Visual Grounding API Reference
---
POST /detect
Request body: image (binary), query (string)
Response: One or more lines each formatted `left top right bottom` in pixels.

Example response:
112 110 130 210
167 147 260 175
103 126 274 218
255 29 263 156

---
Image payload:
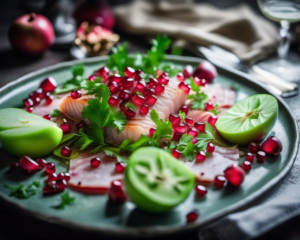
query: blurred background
0 0 300 240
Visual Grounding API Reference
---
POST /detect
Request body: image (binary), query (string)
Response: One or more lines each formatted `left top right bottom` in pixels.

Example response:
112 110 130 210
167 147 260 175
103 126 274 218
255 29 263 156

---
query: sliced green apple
215 94 278 145
0 108 63 158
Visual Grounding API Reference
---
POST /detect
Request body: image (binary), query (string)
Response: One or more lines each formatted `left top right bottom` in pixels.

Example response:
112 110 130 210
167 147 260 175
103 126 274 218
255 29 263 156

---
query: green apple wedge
0 108 63 158
215 94 278 145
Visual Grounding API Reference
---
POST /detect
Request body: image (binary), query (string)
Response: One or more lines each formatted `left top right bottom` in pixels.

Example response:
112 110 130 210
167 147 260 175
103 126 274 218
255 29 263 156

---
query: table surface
1 1 300 240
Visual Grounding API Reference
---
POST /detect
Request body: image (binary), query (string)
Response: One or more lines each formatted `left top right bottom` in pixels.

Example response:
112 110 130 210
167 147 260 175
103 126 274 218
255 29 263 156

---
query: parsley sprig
4 181 40 199
53 192 75 209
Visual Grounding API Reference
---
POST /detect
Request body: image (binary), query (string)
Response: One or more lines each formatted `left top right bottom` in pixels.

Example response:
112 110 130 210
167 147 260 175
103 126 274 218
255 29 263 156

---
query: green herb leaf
50 109 61 117
4 181 40 199
181 142 195 161
104 150 128 163
171 46 183 56
188 92 209 110
125 102 135 111
53 192 75 209
150 109 173 140
209 103 222 116
72 63 84 77
195 123 215 151
178 110 185 121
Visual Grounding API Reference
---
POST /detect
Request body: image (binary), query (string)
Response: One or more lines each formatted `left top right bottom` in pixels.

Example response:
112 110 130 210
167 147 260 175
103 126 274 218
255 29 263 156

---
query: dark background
0 1 300 239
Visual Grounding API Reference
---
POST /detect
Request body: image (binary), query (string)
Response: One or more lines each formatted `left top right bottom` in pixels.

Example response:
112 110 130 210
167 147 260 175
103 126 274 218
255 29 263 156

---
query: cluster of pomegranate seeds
70 90 82 99
169 114 181 127
214 175 227 188
43 114 51 120
58 172 71 181
186 210 199 223
108 180 128 204
19 156 39 173
47 173 58 182
90 157 101 168
36 158 47 170
178 82 191 94
44 170 71 195
206 143 215 153
242 161 252 171
115 162 126 173
194 122 205 132
195 185 207 196
60 122 71 134
196 151 206 162
224 164 245 187
61 146 72 157
183 65 193 78
75 120 85 129
171 149 181 159
45 162 56 174
45 94 53 105
23 98 34 108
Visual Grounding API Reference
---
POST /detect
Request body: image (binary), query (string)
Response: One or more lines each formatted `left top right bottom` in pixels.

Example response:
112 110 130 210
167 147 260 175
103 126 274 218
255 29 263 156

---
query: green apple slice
0 108 63 158
215 94 278 145
124 147 195 213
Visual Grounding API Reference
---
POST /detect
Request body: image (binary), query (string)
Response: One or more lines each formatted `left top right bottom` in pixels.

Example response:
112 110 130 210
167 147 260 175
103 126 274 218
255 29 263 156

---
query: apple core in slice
124 147 195 213
0 108 63 158
215 94 278 145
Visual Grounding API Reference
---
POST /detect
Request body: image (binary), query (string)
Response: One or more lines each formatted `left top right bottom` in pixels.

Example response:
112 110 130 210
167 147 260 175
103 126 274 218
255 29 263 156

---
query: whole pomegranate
8 13 55 56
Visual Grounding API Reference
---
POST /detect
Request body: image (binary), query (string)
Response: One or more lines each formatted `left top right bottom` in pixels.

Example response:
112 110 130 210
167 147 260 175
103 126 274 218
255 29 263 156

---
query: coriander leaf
55 84 80 94
161 63 182 77
127 135 157 152
178 110 185 121
104 150 128 163
50 109 60 117
171 46 183 56
106 109 127 134
209 104 221 116
195 123 215 151
181 142 195 161
4 181 40 199
60 133 79 144
72 63 84 77
189 77 201 92
188 92 209 110
53 192 75 209
150 109 160 125
153 120 173 140
125 102 135 110
176 134 193 153
74 135 94 151
119 139 132 152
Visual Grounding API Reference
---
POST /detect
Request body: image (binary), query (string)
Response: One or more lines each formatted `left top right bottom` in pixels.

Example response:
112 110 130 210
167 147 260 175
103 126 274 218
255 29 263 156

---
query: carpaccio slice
68 151 123 194
203 83 235 107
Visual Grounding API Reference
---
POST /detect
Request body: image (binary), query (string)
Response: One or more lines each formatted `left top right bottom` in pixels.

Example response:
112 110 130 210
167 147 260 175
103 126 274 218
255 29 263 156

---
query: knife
196 45 298 97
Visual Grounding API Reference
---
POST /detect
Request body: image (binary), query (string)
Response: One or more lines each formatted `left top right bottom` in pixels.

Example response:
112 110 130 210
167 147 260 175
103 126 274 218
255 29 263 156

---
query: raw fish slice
68 151 123 194
187 109 214 123
203 84 235 107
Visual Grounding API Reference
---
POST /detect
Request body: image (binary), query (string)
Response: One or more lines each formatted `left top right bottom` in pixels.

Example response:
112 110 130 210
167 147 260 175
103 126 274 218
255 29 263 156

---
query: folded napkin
113 0 278 64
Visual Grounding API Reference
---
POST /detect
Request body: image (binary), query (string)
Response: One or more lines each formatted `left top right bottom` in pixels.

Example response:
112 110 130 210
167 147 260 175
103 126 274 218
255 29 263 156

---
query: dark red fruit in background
186 210 199 223
9 162 19 171
108 180 128 204
36 158 47 170
214 175 227 188
193 61 217 83
88 75 97 81
195 185 207 196
19 156 39 173
261 136 282 156
224 164 245 187
40 76 57 92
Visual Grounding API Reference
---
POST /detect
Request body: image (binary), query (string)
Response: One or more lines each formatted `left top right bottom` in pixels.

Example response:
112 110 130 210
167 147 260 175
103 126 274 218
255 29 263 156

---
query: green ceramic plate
0 56 298 237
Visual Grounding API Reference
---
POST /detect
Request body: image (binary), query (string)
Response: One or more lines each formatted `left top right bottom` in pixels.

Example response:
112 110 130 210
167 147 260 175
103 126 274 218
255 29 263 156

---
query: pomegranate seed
224 164 245 187
180 106 189 115
71 90 82 99
155 84 165 94
124 67 135 78
261 136 283 156
192 138 198 144
207 143 215 153
188 128 198 138
45 162 56 174
29 90 39 99
183 65 193 78
60 122 71 134
248 142 260 153
208 116 218 126
169 114 181 127
132 94 145 106
171 149 181 159
109 73 124 83
173 132 183 141
143 88 156 98
123 78 134 89
23 98 33 107
146 94 157 105
36 158 47 170
30 88 45 99
109 81 119 94
149 128 156 136
58 172 71 181
185 118 194 127
177 72 185 82
133 70 143 81
31 97 41 106
124 108 136 119
195 185 207 196
196 151 206 162
9 162 19 171
146 82 154 88
61 146 72 157
115 162 125 173
46 173 58 182
200 79 207 87
193 77 202 86
214 175 227 188
108 180 128 204
43 114 51 120
245 153 255 163
40 76 57 92
56 179 67 190
97 66 109 79
119 90 131 102
45 95 53 105
136 81 146 91
26 107 33 113
43 181 60 195
242 161 252 171
19 156 39 173
90 157 101 168
150 77 158 86
88 75 97 81
256 151 266 163
108 96 120 106
175 123 187 134
186 210 199 223
194 122 205 132
185 122 191 132
205 102 214 111
178 82 191 94
75 120 85 129
158 75 169 85
119 101 127 112
139 104 149 115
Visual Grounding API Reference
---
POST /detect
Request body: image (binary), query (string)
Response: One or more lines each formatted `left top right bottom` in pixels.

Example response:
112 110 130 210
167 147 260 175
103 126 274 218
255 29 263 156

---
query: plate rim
0 55 299 237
